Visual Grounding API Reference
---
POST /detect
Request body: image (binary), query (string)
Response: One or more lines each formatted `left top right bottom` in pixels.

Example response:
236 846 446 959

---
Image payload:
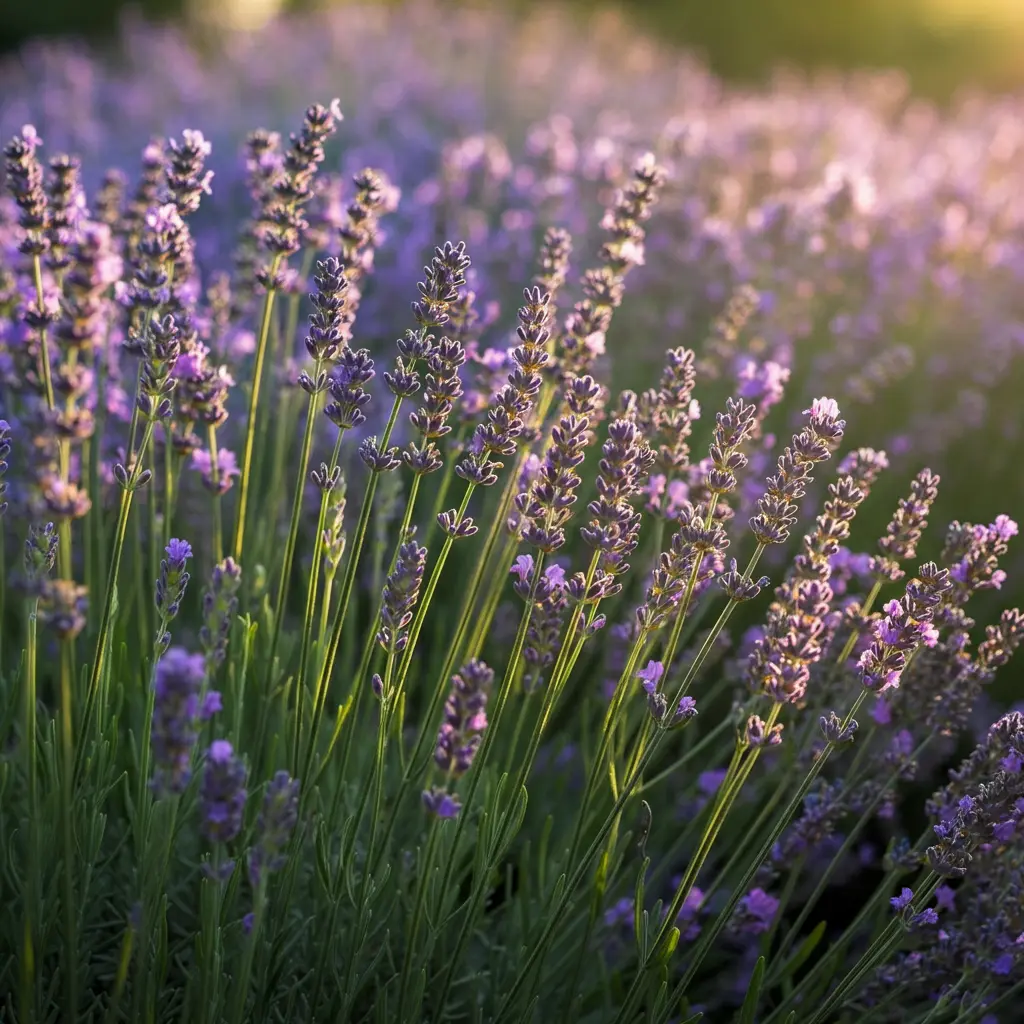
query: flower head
199 740 248 844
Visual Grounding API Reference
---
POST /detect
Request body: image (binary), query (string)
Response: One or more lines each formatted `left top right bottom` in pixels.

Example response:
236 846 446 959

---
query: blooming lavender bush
2 4 1024 1023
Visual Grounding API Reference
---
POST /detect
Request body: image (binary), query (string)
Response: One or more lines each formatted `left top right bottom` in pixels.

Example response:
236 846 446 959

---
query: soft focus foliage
1 4 1024 1023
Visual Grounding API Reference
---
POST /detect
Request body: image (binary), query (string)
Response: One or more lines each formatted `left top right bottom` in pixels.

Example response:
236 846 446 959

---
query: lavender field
1 3 1024 1022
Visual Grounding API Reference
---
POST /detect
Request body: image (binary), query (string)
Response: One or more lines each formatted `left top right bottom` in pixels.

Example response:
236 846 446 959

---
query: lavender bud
150 648 206 796
155 538 193 622
359 436 401 474
422 787 462 819
0 420 11 517
199 740 248 844
746 714 784 748
717 560 770 602
248 772 300 885
872 469 940 582
24 522 58 582
819 711 858 745
376 535 428 653
200 558 242 671
437 509 478 538
434 659 493 776
38 580 88 640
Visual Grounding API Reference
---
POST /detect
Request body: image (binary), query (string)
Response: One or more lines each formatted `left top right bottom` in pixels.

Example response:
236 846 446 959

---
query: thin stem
366 483 482 854
803 875 941 1024
31 254 56 412
429 559 547 1020
58 642 79 1019
661 690 870 1013
76 419 156 785
265 373 325 693
208 424 224 564
304 393 405 785
339 648 397 1016
564 630 650 868
292 429 343 775
21 596 40 1024
774 735 933 964
330 470 423 787
396 819 441 1022
232 256 281 562
493 737 663 1022
229 877 267 1024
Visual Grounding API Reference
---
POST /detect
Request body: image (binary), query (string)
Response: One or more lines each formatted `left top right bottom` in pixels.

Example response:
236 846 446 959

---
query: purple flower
155 538 193 625
604 897 634 928
637 660 665 692
200 691 222 720
859 563 951 692
0 419 10 518
434 659 493 777
511 554 534 583
734 888 779 935
376 534 428 655
990 953 1014 976
934 885 956 912
992 819 1015 842
200 558 242 671
150 648 206 797
422 787 461 819
192 447 240 495
199 740 248 844
248 771 301 885
910 908 939 929
890 887 914 911
698 770 726 795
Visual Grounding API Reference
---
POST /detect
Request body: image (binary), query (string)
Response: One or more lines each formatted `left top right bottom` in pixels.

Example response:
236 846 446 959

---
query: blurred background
3 0 1024 99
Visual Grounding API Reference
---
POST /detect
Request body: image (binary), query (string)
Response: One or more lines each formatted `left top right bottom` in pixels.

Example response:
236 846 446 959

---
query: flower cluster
3 6 1024 1023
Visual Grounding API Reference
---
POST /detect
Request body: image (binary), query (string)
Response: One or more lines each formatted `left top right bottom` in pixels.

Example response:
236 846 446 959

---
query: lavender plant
2 5 1024 1024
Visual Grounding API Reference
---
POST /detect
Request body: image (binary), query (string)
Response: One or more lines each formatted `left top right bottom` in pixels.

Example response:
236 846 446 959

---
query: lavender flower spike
434 659 493 777
24 522 58 584
0 420 10 517
156 538 193 621
375 532 428 655
199 558 242 672
150 647 206 797
858 562 952 693
199 740 248 844
248 771 301 885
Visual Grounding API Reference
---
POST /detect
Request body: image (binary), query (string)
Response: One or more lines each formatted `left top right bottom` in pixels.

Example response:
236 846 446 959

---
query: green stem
58 641 80 1019
75 419 156 785
292 430 343 775
330 470 423 787
32 254 56 412
803 875 941 1024
229 876 267 1024
429 557 546 1020
266 372 325 696
208 424 224 564
774 735 933 966
21 596 40 1024
396 819 441 1022
366 483 481 855
340 649 397 1016
492 737 663 1022
564 630 650 868
304 393 405 787
232 257 281 563
660 690 870 1014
